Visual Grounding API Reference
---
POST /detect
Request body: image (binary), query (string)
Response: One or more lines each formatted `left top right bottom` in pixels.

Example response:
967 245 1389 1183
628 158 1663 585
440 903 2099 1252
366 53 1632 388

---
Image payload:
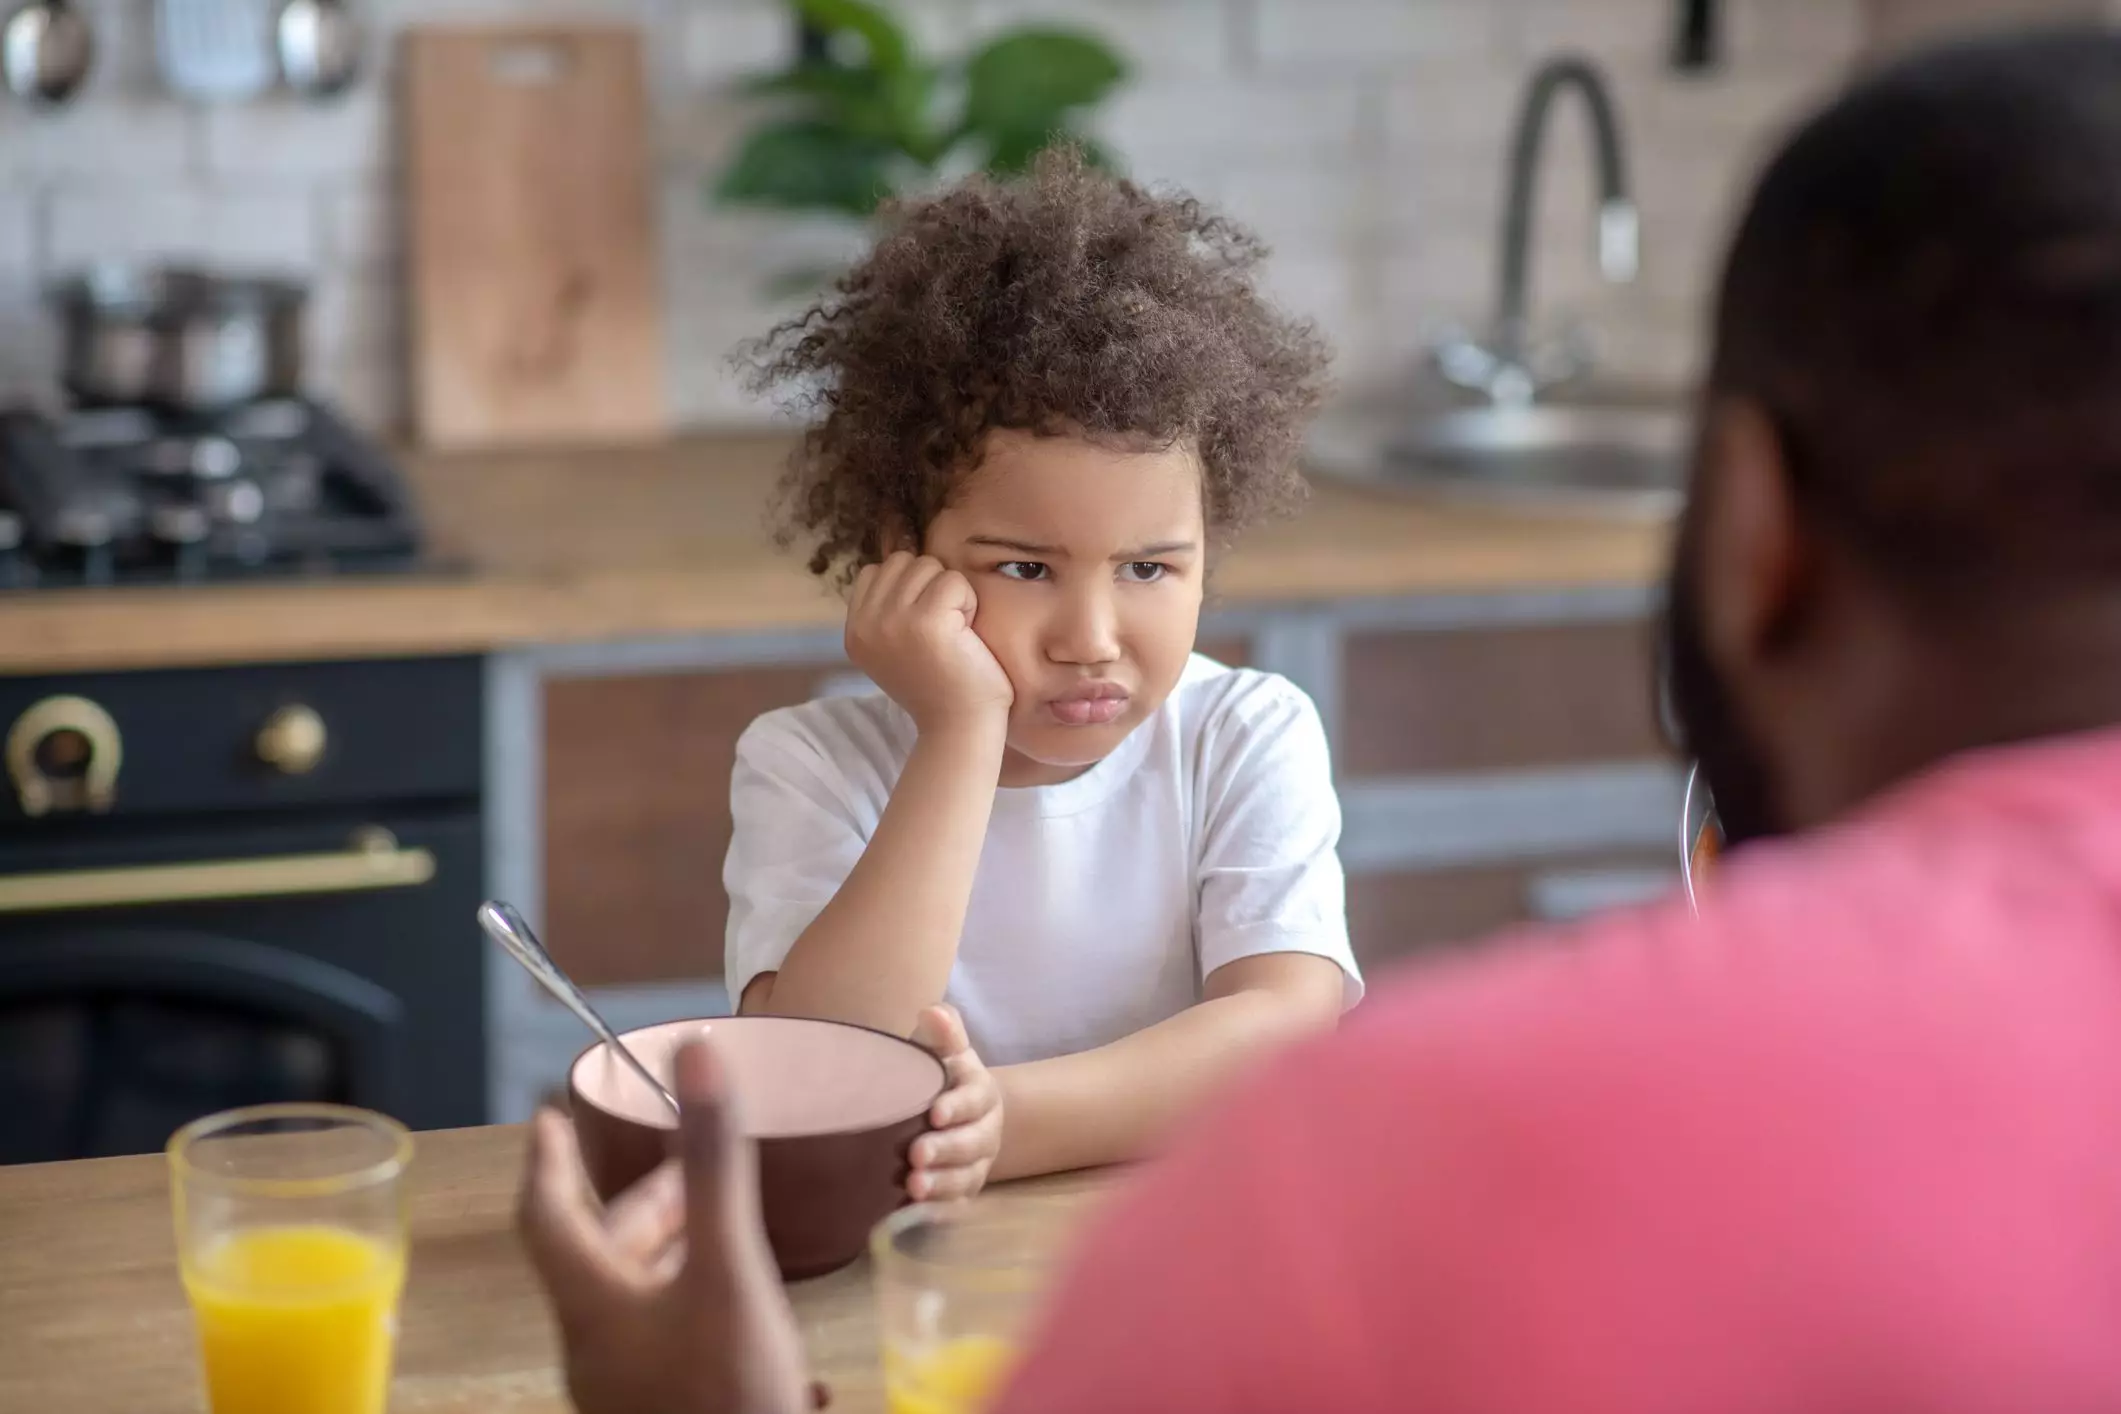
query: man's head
752 151 1329 780
1666 28 2121 842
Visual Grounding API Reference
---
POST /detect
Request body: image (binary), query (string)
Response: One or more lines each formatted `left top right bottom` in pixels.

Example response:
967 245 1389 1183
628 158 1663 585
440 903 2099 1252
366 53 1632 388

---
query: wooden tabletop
0 1125 1116 1414
0 433 1670 675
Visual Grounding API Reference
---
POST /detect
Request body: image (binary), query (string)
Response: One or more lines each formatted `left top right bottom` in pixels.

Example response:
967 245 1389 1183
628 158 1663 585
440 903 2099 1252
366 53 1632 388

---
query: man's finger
517 1108 624 1321
603 1158 687 1266
671 1038 772 1296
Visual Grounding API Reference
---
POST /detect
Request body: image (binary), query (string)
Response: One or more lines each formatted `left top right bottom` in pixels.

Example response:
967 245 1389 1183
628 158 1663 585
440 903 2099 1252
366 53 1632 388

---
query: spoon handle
477 900 681 1116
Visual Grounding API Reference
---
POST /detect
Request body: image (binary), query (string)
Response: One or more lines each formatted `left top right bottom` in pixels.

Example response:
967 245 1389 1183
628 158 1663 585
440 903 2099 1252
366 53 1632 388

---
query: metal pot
49 265 308 412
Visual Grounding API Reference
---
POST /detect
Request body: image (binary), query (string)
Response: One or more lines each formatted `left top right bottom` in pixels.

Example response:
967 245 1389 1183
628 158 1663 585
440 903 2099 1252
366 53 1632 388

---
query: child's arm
993 675 1357 1180
739 553 1012 1036
990 952 1345 1180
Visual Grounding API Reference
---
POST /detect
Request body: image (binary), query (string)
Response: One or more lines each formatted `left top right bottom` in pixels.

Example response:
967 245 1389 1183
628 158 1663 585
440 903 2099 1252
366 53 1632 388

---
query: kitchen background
0 0 2104 1159
0 0 1887 430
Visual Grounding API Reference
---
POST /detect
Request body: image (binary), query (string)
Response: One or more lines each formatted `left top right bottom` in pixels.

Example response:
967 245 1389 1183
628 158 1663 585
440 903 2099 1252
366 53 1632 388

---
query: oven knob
255 704 327 775
5 694 122 817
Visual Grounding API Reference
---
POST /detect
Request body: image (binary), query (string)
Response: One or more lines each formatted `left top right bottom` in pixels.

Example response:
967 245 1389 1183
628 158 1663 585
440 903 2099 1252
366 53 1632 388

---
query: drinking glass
168 1103 412 1414
1681 761 1723 910
872 1199 1059 1414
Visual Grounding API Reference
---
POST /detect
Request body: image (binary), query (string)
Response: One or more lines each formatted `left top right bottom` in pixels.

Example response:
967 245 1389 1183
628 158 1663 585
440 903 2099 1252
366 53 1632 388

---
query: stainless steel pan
49 265 307 412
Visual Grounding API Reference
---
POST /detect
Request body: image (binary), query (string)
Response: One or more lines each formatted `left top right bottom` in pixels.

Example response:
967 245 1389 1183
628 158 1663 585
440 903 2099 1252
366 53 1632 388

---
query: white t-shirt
723 655 1363 1066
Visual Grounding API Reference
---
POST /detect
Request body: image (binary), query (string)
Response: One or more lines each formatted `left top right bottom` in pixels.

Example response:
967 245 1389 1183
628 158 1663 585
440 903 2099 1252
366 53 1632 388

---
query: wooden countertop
0 433 1671 675
0 1124 1115 1414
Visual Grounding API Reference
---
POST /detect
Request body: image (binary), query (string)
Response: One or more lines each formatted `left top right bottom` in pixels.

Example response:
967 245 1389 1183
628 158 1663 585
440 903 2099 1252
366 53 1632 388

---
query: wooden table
0 1125 1115 1414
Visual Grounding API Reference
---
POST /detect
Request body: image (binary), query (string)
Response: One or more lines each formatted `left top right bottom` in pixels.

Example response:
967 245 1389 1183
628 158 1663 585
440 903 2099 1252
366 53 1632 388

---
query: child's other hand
846 552 1013 736
908 1003 1003 1201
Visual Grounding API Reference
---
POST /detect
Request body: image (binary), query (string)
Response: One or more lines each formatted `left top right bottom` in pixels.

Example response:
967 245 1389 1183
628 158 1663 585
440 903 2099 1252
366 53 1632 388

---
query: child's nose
1047 585 1121 665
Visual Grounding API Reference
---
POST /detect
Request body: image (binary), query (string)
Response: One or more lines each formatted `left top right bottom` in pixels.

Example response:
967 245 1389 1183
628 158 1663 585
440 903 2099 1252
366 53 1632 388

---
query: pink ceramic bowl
567 1015 945 1280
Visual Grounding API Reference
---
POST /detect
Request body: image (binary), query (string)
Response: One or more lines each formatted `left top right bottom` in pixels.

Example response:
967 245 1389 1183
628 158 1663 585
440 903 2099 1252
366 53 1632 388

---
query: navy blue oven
0 656 486 1163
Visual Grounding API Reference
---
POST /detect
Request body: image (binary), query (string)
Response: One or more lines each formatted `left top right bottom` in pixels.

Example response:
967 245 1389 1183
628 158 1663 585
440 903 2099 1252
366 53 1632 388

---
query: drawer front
0 657 482 824
1340 621 1664 776
1347 852 1675 974
544 665 836 988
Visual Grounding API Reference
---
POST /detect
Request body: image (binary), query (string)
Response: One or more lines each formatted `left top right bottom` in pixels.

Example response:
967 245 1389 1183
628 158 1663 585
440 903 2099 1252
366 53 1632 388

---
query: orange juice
181 1224 405 1414
884 1335 1019 1414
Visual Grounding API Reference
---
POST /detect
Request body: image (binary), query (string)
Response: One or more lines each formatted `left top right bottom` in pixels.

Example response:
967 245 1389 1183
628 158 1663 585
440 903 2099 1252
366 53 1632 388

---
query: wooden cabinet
1337 616 1673 966
543 665 835 988
1347 851 1674 974
1339 620 1664 776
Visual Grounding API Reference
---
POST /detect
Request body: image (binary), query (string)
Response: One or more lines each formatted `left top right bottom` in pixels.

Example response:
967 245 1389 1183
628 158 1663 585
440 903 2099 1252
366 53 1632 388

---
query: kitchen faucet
1432 56 1639 408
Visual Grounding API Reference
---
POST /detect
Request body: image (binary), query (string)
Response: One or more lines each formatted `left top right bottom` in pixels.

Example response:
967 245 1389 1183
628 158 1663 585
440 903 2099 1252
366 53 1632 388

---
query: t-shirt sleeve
1195 677 1362 1003
721 714 870 1000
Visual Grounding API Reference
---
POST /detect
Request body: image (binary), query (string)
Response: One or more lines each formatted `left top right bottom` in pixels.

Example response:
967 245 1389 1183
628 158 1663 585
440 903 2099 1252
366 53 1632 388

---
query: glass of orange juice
872 1200 1059 1414
168 1103 412 1414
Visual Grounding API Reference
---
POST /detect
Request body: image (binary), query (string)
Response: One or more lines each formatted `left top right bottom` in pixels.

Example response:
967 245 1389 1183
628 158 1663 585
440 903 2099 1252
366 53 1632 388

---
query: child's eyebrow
966 535 1062 555
1115 541 1199 560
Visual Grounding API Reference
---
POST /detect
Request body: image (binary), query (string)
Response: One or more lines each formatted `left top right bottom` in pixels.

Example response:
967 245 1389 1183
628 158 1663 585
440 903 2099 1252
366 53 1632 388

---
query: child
726 151 1360 1200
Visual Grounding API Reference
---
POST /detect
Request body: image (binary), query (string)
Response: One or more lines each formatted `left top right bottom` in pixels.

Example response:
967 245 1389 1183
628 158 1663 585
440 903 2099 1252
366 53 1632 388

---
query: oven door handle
0 827 437 914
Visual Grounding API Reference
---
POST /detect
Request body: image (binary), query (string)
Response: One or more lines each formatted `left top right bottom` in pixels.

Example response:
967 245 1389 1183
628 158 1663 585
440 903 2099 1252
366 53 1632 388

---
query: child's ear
876 515 920 557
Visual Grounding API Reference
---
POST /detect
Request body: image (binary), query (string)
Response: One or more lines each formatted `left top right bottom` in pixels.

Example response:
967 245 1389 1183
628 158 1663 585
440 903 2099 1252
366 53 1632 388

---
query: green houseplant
715 0 1131 225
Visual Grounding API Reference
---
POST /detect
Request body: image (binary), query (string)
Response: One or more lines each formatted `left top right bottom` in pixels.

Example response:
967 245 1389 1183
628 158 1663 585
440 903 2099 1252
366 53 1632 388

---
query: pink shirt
998 730 2121 1414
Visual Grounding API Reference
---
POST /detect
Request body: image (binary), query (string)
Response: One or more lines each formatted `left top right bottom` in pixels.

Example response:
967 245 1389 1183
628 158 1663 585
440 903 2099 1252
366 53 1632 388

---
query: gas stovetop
0 399 426 590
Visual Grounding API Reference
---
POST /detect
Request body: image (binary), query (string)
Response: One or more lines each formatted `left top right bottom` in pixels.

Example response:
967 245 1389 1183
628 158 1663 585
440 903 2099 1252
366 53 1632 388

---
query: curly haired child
726 150 1361 1199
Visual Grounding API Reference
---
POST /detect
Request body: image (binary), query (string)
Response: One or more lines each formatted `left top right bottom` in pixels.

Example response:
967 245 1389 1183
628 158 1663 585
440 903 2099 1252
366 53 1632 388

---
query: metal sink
1307 399 1689 519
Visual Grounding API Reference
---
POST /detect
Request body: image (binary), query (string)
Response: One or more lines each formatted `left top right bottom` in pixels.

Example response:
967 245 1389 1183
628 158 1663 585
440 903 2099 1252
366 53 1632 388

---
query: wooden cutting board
404 25 666 450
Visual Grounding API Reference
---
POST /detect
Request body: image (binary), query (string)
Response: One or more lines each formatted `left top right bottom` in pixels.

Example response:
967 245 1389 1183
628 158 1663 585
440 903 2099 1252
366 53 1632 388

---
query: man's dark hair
1712 28 2121 602
746 149 1331 586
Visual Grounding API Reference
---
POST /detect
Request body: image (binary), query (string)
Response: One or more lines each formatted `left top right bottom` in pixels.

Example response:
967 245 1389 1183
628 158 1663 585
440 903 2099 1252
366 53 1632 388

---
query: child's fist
908 1003 1003 1201
846 553 1013 736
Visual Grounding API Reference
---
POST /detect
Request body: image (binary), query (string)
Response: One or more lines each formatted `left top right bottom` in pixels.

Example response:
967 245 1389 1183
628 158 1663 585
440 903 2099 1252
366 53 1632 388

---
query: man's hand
909 1004 1004 1201
517 1040 814 1414
847 552 1014 736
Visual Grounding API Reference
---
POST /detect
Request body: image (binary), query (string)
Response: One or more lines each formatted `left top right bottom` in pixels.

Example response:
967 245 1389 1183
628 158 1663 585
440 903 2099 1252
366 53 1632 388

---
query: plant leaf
715 120 898 218
963 28 1127 138
743 62 907 146
790 0 912 76
980 124 1115 177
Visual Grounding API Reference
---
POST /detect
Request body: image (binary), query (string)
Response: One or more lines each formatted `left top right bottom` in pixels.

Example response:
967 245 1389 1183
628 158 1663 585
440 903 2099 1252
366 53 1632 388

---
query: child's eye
1120 562 1169 584
996 561 1050 582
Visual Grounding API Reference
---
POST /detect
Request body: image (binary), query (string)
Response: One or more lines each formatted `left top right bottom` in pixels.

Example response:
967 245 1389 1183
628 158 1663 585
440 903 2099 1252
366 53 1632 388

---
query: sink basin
1308 400 1690 519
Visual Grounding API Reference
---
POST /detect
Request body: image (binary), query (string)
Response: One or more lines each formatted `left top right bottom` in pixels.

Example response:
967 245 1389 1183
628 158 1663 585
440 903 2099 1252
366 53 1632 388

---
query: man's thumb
671 1037 760 1257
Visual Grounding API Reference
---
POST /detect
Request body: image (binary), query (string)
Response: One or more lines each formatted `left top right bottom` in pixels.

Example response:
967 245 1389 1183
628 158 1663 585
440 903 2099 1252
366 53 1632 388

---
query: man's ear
1695 397 1807 675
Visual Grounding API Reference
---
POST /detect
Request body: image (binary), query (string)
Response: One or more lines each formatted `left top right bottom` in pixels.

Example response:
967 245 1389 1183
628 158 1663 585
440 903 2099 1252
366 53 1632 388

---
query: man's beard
1661 538 1784 847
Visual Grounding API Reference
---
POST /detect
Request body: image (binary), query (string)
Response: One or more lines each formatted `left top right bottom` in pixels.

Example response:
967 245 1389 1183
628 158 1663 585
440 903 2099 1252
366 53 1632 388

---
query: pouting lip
1048 680 1129 705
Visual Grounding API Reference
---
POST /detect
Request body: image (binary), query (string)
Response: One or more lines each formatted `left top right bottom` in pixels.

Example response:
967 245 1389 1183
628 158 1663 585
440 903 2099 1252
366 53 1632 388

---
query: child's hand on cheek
908 1003 1003 1201
846 552 1014 737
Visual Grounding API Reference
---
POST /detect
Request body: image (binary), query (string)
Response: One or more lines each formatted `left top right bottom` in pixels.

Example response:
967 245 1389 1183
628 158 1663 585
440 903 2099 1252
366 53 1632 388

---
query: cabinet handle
0 828 436 914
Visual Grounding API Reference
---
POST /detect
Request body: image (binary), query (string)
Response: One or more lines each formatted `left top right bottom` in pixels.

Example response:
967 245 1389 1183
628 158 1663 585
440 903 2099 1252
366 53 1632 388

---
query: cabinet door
1340 620 1663 776
543 665 837 987
1347 853 1676 975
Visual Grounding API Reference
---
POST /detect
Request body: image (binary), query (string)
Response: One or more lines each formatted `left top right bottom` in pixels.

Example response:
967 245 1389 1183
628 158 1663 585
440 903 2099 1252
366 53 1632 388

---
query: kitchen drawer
544 665 836 988
1346 852 1674 975
1339 621 1663 776
0 657 482 824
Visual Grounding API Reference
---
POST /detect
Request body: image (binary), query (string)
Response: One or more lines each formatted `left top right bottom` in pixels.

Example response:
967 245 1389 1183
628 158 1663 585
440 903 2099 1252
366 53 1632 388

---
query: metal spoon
275 0 358 99
1 0 94 106
476 900 680 1117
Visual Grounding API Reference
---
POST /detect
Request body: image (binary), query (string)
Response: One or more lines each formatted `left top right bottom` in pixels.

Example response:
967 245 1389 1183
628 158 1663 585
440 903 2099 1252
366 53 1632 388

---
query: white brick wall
0 0 1863 433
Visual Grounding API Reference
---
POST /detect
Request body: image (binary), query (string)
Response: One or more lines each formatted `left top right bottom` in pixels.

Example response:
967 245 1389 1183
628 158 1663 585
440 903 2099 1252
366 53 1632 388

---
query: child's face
925 429 1207 787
